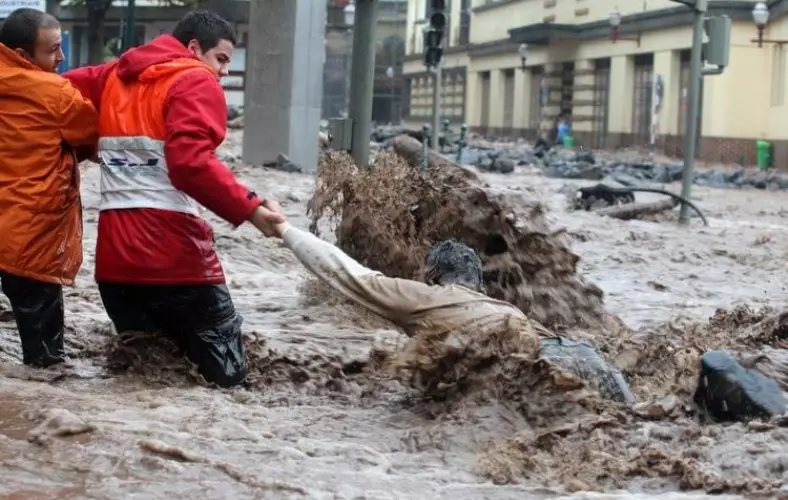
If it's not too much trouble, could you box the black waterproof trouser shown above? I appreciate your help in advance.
[0,272,66,367]
[98,282,248,388]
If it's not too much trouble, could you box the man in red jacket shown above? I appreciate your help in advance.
[64,11,285,387]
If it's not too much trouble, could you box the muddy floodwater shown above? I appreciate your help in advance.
[1,132,787,499]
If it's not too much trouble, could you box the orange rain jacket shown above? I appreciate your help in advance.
[0,44,98,285]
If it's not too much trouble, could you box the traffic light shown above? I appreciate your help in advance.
[423,0,447,69]
[703,15,731,67]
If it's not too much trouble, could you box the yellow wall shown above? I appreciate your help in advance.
[404,0,788,141]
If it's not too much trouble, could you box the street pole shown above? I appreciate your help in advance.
[678,0,707,223]
[121,0,136,53]
[431,62,442,150]
[348,0,379,168]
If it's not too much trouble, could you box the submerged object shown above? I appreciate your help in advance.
[539,337,635,404]
[694,350,788,421]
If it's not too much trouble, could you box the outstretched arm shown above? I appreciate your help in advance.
[280,224,439,324]
[163,71,262,227]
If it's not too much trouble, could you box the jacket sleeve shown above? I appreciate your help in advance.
[281,224,438,325]
[58,80,99,147]
[162,71,260,227]
[62,63,115,112]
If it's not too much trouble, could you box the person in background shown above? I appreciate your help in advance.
[556,113,572,146]
[63,11,285,388]
[0,8,98,368]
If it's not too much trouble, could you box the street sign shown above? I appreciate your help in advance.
[0,1,47,19]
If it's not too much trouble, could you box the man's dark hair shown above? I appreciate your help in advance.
[424,240,483,291]
[0,8,60,54]
[173,10,237,52]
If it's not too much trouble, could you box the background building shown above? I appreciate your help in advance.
[45,0,407,123]
[324,0,407,123]
[403,0,788,166]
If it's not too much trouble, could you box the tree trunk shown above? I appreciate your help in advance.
[391,134,481,185]
[594,198,679,220]
[86,2,110,65]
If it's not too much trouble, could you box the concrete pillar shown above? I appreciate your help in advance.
[242,0,326,172]
[466,71,480,127]
[488,69,504,128]
[572,59,595,136]
[653,50,680,135]
[608,55,635,133]
[541,63,561,133]
[513,67,530,131]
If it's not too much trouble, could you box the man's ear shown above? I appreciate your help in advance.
[13,48,29,59]
[186,39,202,56]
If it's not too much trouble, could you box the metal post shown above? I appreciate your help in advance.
[421,125,430,171]
[431,63,442,150]
[678,0,707,223]
[456,123,467,163]
[121,0,136,53]
[348,0,379,168]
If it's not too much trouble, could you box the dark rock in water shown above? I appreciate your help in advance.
[694,350,788,422]
[695,170,729,189]
[494,158,515,174]
[478,156,494,172]
[227,106,242,121]
[540,337,635,404]
[610,173,644,187]
[262,153,303,173]
[573,149,595,164]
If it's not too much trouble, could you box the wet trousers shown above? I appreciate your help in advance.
[98,282,248,388]
[0,272,66,367]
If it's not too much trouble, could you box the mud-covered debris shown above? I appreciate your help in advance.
[307,136,607,331]
[139,439,205,462]
[540,337,634,404]
[694,350,788,421]
[632,395,680,419]
[27,408,95,445]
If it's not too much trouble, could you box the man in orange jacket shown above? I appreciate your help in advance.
[64,11,286,387]
[0,8,98,368]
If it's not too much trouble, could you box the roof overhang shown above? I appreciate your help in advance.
[509,0,788,45]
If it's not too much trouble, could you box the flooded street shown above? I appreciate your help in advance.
[1,132,787,499]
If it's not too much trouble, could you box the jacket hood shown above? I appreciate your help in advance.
[0,42,40,71]
[116,35,209,84]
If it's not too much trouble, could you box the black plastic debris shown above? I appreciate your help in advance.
[694,350,788,422]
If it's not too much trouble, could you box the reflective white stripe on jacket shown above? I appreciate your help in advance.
[97,135,201,216]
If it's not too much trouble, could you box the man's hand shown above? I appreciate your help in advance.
[249,199,287,237]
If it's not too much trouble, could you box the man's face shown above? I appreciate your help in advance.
[16,27,64,73]
[187,38,233,78]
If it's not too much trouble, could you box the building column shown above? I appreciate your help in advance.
[488,69,504,130]
[242,0,326,172]
[653,50,680,136]
[608,55,634,134]
[541,63,561,134]
[572,59,595,139]
[513,67,530,133]
[466,71,480,128]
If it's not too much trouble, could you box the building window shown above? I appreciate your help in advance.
[591,58,611,149]
[632,54,654,146]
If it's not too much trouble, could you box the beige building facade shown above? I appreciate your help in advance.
[403,0,788,166]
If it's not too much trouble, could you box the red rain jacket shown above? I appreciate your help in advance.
[64,35,260,285]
